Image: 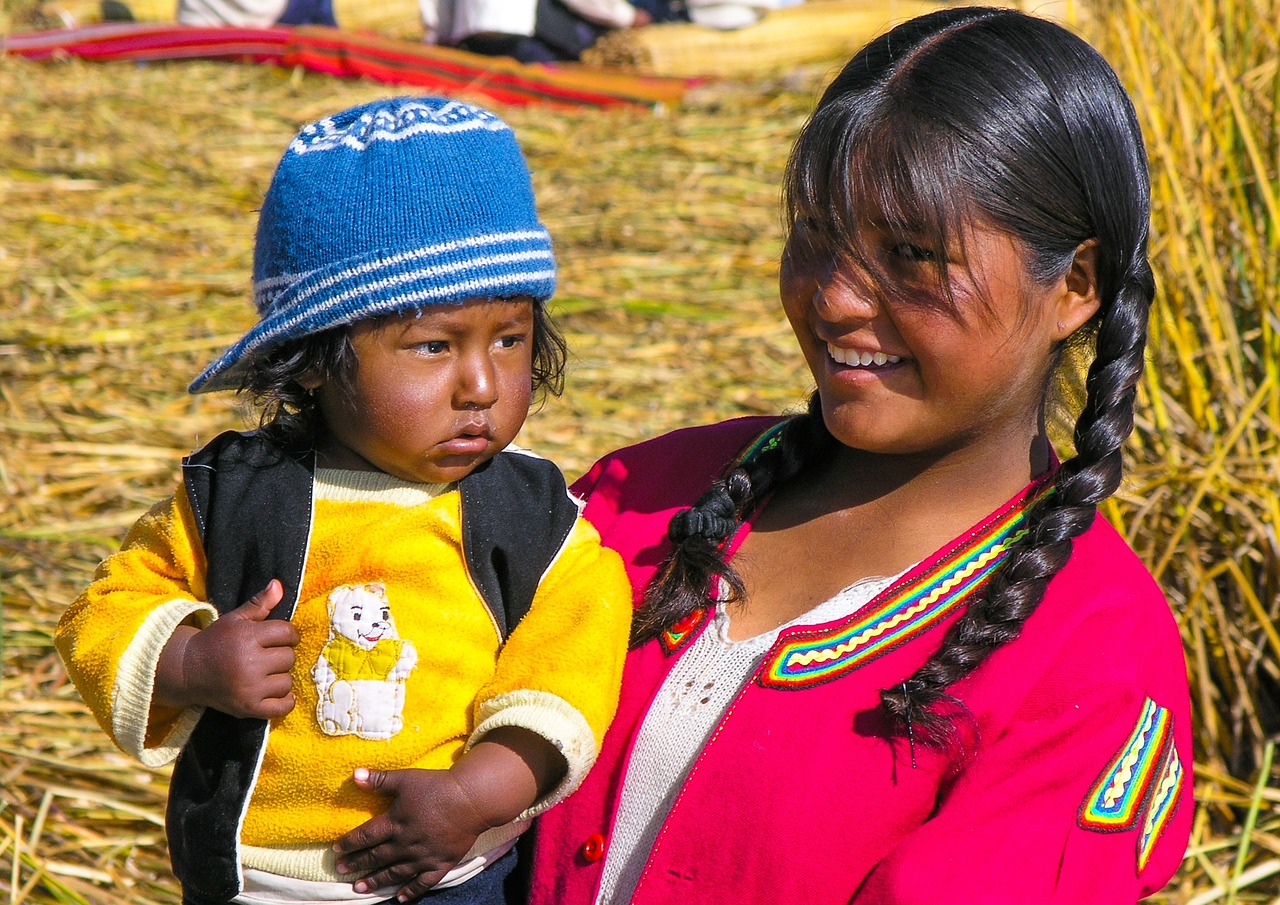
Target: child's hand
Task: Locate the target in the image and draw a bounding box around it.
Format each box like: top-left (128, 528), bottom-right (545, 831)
top-left (334, 766), bottom-right (492, 901)
top-left (335, 728), bottom-right (565, 901)
top-left (156, 579), bottom-right (300, 718)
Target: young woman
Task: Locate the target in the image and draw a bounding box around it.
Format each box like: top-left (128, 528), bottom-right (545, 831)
top-left (528, 7), bottom-right (1193, 903)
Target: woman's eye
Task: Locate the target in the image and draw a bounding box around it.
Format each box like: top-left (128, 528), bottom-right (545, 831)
top-left (889, 242), bottom-right (938, 263)
top-left (795, 217), bottom-right (828, 238)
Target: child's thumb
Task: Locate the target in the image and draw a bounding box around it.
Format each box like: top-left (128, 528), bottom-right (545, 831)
top-left (232, 579), bottom-right (285, 620)
top-left (352, 766), bottom-right (389, 792)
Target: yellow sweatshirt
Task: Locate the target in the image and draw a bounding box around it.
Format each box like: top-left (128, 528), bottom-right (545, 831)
top-left (56, 464), bottom-right (632, 885)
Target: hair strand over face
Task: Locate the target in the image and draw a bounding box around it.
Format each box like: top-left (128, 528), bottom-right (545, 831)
top-left (636, 6), bottom-right (1155, 757)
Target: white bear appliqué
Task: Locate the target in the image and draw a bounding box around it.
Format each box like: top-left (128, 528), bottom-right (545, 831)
top-left (312, 583), bottom-right (418, 740)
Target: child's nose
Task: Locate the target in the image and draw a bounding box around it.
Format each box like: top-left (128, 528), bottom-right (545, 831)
top-left (456, 352), bottom-right (500, 409)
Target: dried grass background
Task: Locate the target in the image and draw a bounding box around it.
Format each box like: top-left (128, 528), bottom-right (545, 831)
top-left (1, 0), bottom-right (1277, 902)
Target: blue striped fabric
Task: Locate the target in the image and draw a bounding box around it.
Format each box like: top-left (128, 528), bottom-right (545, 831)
top-left (191, 97), bottom-right (556, 393)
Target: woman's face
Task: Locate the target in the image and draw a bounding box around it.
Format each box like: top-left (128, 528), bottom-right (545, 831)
top-left (779, 218), bottom-right (1095, 468)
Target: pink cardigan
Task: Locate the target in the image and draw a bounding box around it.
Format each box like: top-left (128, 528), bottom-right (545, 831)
top-left (530, 417), bottom-right (1193, 904)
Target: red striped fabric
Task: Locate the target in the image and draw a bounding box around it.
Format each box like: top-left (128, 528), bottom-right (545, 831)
top-left (2, 23), bottom-right (693, 108)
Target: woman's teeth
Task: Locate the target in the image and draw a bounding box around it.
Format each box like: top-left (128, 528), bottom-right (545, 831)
top-left (827, 344), bottom-right (901, 367)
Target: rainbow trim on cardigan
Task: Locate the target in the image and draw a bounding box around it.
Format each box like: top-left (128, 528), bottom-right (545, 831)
top-left (1137, 741), bottom-right (1184, 870)
top-left (661, 608), bottom-right (709, 655)
top-left (756, 481), bottom-right (1052, 690)
top-left (1078, 697), bottom-right (1173, 832)
top-left (730, 420), bottom-right (787, 469)
top-left (657, 421), bottom-right (789, 657)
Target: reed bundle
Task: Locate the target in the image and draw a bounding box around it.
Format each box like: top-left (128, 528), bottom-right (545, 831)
top-left (582, 0), bottom-right (1084, 77)
top-left (1088, 0), bottom-right (1280, 900)
top-left (583, 0), bottom-right (958, 76)
top-left (1, 0), bottom-right (1276, 901)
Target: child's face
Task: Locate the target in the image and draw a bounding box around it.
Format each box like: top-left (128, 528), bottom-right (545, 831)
top-left (311, 299), bottom-right (535, 484)
top-left (779, 218), bottom-right (1098, 467)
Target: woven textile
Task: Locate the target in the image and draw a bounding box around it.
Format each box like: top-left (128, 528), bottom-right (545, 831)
top-left (190, 96), bottom-right (555, 393)
top-left (2, 23), bottom-right (693, 107)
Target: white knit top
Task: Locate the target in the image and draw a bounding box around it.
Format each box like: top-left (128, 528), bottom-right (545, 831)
top-left (594, 571), bottom-right (905, 905)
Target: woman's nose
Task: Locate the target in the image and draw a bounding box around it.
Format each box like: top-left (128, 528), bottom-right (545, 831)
top-left (812, 270), bottom-right (879, 322)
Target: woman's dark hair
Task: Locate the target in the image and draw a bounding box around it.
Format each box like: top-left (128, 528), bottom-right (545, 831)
top-left (633, 8), bottom-right (1154, 747)
top-left (242, 301), bottom-right (568, 451)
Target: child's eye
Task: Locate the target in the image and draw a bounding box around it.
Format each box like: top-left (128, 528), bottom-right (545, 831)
top-left (415, 340), bottom-right (449, 355)
top-left (496, 334), bottom-right (526, 350)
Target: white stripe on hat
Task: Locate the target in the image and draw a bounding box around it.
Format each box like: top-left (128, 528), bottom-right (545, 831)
top-left (233, 267), bottom-right (557, 363)
top-left (269, 248), bottom-right (555, 322)
top-left (290, 102), bottom-right (511, 155)
top-left (254, 229), bottom-right (550, 310)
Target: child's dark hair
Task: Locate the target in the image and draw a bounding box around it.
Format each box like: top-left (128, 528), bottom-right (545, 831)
top-left (633, 8), bottom-right (1154, 747)
top-left (243, 302), bottom-right (568, 451)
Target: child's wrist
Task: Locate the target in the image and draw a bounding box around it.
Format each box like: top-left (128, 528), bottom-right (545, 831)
top-left (451, 727), bottom-right (566, 827)
top-left (154, 623), bottom-right (199, 709)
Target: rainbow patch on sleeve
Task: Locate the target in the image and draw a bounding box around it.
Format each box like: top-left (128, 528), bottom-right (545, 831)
top-left (1078, 697), bottom-right (1173, 832)
top-left (1137, 739), bottom-right (1185, 871)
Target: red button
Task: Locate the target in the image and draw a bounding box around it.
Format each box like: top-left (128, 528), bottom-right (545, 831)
top-left (581, 833), bottom-right (605, 863)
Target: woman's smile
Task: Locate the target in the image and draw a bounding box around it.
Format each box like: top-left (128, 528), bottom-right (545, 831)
top-left (825, 343), bottom-right (905, 369)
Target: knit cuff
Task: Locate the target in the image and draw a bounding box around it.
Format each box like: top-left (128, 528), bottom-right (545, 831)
top-left (111, 598), bottom-right (217, 766)
top-left (466, 689), bottom-right (597, 820)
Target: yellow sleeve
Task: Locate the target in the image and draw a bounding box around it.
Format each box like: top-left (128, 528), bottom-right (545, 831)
top-left (466, 516), bottom-right (632, 817)
top-left (54, 487), bottom-right (217, 766)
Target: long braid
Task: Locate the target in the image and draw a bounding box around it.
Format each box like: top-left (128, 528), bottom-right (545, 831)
top-left (881, 257), bottom-right (1155, 745)
top-left (630, 397), bottom-right (836, 646)
top-left (637, 7), bottom-right (1154, 756)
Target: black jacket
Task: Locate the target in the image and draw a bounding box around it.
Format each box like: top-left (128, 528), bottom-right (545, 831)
top-left (170, 431), bottom-right (578, 905)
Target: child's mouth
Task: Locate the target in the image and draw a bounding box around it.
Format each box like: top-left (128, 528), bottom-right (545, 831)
top-left (440, 431), bottom-right (492, 456)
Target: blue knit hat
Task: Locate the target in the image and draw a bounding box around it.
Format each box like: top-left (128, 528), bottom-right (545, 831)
top-left (189, 96), bottom-right (557, 394)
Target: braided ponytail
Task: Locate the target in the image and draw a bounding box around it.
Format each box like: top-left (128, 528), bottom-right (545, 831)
top-left (631, 397), bottom-right (836, 645)
top-left (639, 10), bottom-right (1154, 757)
top-left (785, 9), bottom-right (1155, 748)
top-left (882, 259), bottom-right (1153, 745)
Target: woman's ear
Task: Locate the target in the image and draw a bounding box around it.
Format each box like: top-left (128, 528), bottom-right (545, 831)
top-left (1052, 239), bottom-right (1102, 341)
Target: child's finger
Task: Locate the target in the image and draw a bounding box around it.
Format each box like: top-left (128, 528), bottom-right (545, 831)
top-left (255, 671), bottom-right (295, 701)
top-left (394, 870), bottom-right (451, 903)
top-left (351, 765), bottom-right (391, 793)
top-left (250, 640), bottom-right (298, 675)
top-left (334, 810), bottom-right (394, 861)
top-left (252, 690), bottom-right (296, 720)
top-left (253, 620), bottom-right (301, 649)
top-left (232, 579), bottom-right (285, 621)
top-left (352, 860), bottom-right (445, 897)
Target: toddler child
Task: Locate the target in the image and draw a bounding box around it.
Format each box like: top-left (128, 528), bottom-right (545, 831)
top-left (55, 96), bottom-right (632, 905)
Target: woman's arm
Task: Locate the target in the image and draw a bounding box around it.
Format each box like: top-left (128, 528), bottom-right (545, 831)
top-left (852, 603), bottom-right (1193, 904)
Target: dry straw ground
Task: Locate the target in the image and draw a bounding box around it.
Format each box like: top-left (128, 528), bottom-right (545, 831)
top-left (1, 0), bottom-right (1277, 902)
